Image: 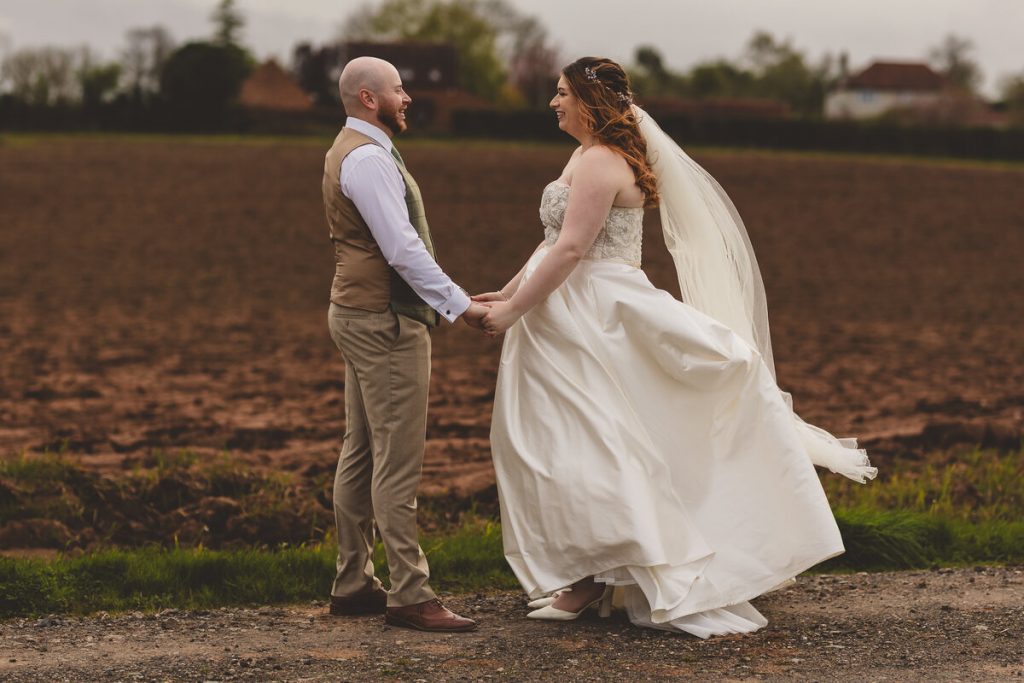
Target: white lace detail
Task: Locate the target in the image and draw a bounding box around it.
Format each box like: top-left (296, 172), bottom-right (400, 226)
top-left (540, 182), bottom-right (643, 266)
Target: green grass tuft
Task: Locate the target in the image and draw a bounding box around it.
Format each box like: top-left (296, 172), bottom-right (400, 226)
top-left (0, 545), bottom-right (337, 617)
top-left (3, 506), bottom-right (1023, 618)
top-left (2, 446), bottom-right (1022, 617)
top-left (829, 508), bottom-right (1024, 570)
top-left (0, 450), bottom-right (81, 484)
top-left (416, 519), bottom-right (519, 592)
top-left (822, 447), bottom-right (1024, 523)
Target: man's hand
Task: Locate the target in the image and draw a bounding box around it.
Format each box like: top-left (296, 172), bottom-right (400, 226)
top-left (471, 291), bottom-right (507, 303)
top-left (460, 301), bottom-right (490, 330)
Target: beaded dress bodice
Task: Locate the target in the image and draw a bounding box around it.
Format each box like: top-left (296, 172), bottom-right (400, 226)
top-left (540, 182), bottom-right (643, 266)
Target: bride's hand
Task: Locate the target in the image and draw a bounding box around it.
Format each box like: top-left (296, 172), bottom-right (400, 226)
top-left (471, 291), bottom-right (507, 303)
top-left (482, 301), bottom-right (520, 337)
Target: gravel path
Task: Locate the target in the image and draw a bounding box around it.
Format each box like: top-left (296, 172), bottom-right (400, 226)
top-left (1, 567), bottom-right (1021, 682)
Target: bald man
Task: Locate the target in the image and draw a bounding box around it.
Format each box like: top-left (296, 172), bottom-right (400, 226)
top-left (322, 56), bottom-right (481, 632)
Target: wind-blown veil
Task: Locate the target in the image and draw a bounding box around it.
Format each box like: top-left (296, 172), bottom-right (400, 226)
top-left (635, 105), bottom-right (877, 483)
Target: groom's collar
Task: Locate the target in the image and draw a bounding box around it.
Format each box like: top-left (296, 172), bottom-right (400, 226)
top-left (345, 117), bottom-right (393, 152)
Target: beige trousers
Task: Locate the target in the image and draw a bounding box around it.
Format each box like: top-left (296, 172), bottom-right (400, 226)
top-left (327, 303), bottom-right (436, 607)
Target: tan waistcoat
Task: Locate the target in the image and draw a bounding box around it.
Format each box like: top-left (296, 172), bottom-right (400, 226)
top-left (322, 128), bottom-right (438, 327)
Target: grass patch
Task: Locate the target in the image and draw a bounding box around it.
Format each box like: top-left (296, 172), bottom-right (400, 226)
top-left (829, 509), bottom-right (1024, 571)
top-left (822, 447), bottom-right (1024, 523)
top-left (0, 519), bottom-right (518, 618)
top-left (2, 508), bottom-right (1021, 618)
top-left (0, 449), bottom-right (83, 484)
top-left (2, 446), bottom-right (1020, 617)
top-left (416, 518), bottom-right (518, 592)
top-left (0, 545), bottom-right (336, 617)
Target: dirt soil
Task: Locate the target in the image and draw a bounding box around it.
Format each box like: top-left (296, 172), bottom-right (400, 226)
top-left (1, 135), bottom-right (1024, 680)
top-left (1, 137), bottom-right (1021, 510)
top-left (1, 567), bottom-right (1022, 682)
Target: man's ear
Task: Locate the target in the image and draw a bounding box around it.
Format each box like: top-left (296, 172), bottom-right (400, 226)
top-left (359, 88), bottom-right (376, 110)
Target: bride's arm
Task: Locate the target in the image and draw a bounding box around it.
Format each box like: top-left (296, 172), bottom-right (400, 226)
top-left (483, 148), bottom-right (620, 335)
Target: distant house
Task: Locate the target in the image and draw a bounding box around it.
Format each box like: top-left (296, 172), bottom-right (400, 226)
top-left (825, 61), bottom-right (946, 120)
top-left (341, 42), bottom-right (459, 90)
top-left (339, 42), bottom-right (493, 132)
top-left (239, 60), bottom-right (313, 111)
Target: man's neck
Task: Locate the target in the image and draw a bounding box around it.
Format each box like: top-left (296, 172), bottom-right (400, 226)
top-left (347, 113), bottom-right (393, 140)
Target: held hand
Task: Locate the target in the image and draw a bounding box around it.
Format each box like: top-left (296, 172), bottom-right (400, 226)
top-left (471, 291), bottom-right (507, 303)
top-left (460, 301), bottom-right (491, 331)
top-left (482, 301), bottom-right (521, 338)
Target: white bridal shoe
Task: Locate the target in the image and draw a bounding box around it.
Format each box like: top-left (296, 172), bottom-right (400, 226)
top-left (527, 587), bottom-right (613, 621)
top-left (526, 593), bottom-right (558, 609)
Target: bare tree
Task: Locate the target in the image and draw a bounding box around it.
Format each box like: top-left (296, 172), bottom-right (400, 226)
top-left (121, 26), bottom-right (175, 100)
top-left (928, 34), bottom-right (983, 93)
top-left (1, 47), bottom-right (81, 105)
top-left (744, 31), bottom-right (800, 74)
top-left (487, 6), bottom-right (559, 106)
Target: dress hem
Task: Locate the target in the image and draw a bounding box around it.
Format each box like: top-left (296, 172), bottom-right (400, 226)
top-left (511, 543), bottom-right (845, 625)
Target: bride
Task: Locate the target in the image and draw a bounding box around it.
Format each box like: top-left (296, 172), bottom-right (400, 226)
top-left (475, 57), bottom-right (877, 638)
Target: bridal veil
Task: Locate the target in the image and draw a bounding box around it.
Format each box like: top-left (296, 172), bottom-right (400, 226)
top-left (635, 106), bottom-right (877, 483)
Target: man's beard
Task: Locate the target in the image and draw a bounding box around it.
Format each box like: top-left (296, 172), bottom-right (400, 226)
top-left (378, 102), bottom-right (407, 135)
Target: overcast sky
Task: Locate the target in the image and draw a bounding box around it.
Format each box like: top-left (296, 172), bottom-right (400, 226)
top-left (1, 0), bottom-right (1021, 97)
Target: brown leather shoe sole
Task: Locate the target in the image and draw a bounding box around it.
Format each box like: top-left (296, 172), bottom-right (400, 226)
top-left (384, 612), bottom-right (478, 632)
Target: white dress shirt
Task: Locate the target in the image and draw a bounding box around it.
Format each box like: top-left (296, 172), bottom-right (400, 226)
top-left (339, 117), bottom-right (470, 323)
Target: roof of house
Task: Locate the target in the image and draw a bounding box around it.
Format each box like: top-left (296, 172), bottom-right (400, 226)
top-left (239, 60), bottom-right (313, 111)
top-left (845, 61), bottom-right (947, 92)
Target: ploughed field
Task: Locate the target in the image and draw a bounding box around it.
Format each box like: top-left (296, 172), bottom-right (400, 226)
top-left (0, 135), bottom-right (1021, 551)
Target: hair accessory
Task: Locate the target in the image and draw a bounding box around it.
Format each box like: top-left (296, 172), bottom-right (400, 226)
top-left (582, 64), bottom-right (632, 104)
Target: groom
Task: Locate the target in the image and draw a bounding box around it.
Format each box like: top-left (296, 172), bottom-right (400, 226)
top-left (322, 56), bottom-right (485, 632)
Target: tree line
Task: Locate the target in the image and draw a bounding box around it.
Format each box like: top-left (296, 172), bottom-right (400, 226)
top-left (2, 0), bottom-right (1023, 129)
top-left (0, 0), bottom-right (255, 130)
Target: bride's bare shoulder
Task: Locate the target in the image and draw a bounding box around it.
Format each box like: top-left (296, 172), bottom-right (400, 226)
top-left (580, 144), bottom-right (631, 170)
top-left (576, 145), bottom-right (632, 180)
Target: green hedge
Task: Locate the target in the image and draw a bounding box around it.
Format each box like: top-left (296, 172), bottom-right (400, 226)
top-left (450, 108), bottom-right (1024, 161)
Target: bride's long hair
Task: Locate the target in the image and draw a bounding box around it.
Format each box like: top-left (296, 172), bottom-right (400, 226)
top-left (562, 57), bottom-right (659, 208)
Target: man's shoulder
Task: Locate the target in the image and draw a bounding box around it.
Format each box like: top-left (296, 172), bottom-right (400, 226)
top-left (328, 125), bottom-right (381, 154)
top-left (339, 126), bottom-right (377, 144)
top-left (341, 143), bottom-right (393, 181)
top-left (344, 140), bottom-right (387, 160)
top-left (339, 139), bottom-right (401, 194)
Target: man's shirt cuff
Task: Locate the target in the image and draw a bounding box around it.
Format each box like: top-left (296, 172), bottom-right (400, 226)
top-left (438, 288), bottom-right (471, 323)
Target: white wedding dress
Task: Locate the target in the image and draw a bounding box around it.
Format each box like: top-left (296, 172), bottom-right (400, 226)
top-left (490, 181), bottom-right (855, 638)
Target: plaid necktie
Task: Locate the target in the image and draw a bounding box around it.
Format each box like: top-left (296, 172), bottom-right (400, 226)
top-left (390, 145), bottom-right (405, 167)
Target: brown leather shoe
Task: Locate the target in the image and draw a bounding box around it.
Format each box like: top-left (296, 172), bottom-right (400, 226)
top-left (329, 586), bottom-right (387, 616)
top-left (385, 598), bottom-right (477, 632)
